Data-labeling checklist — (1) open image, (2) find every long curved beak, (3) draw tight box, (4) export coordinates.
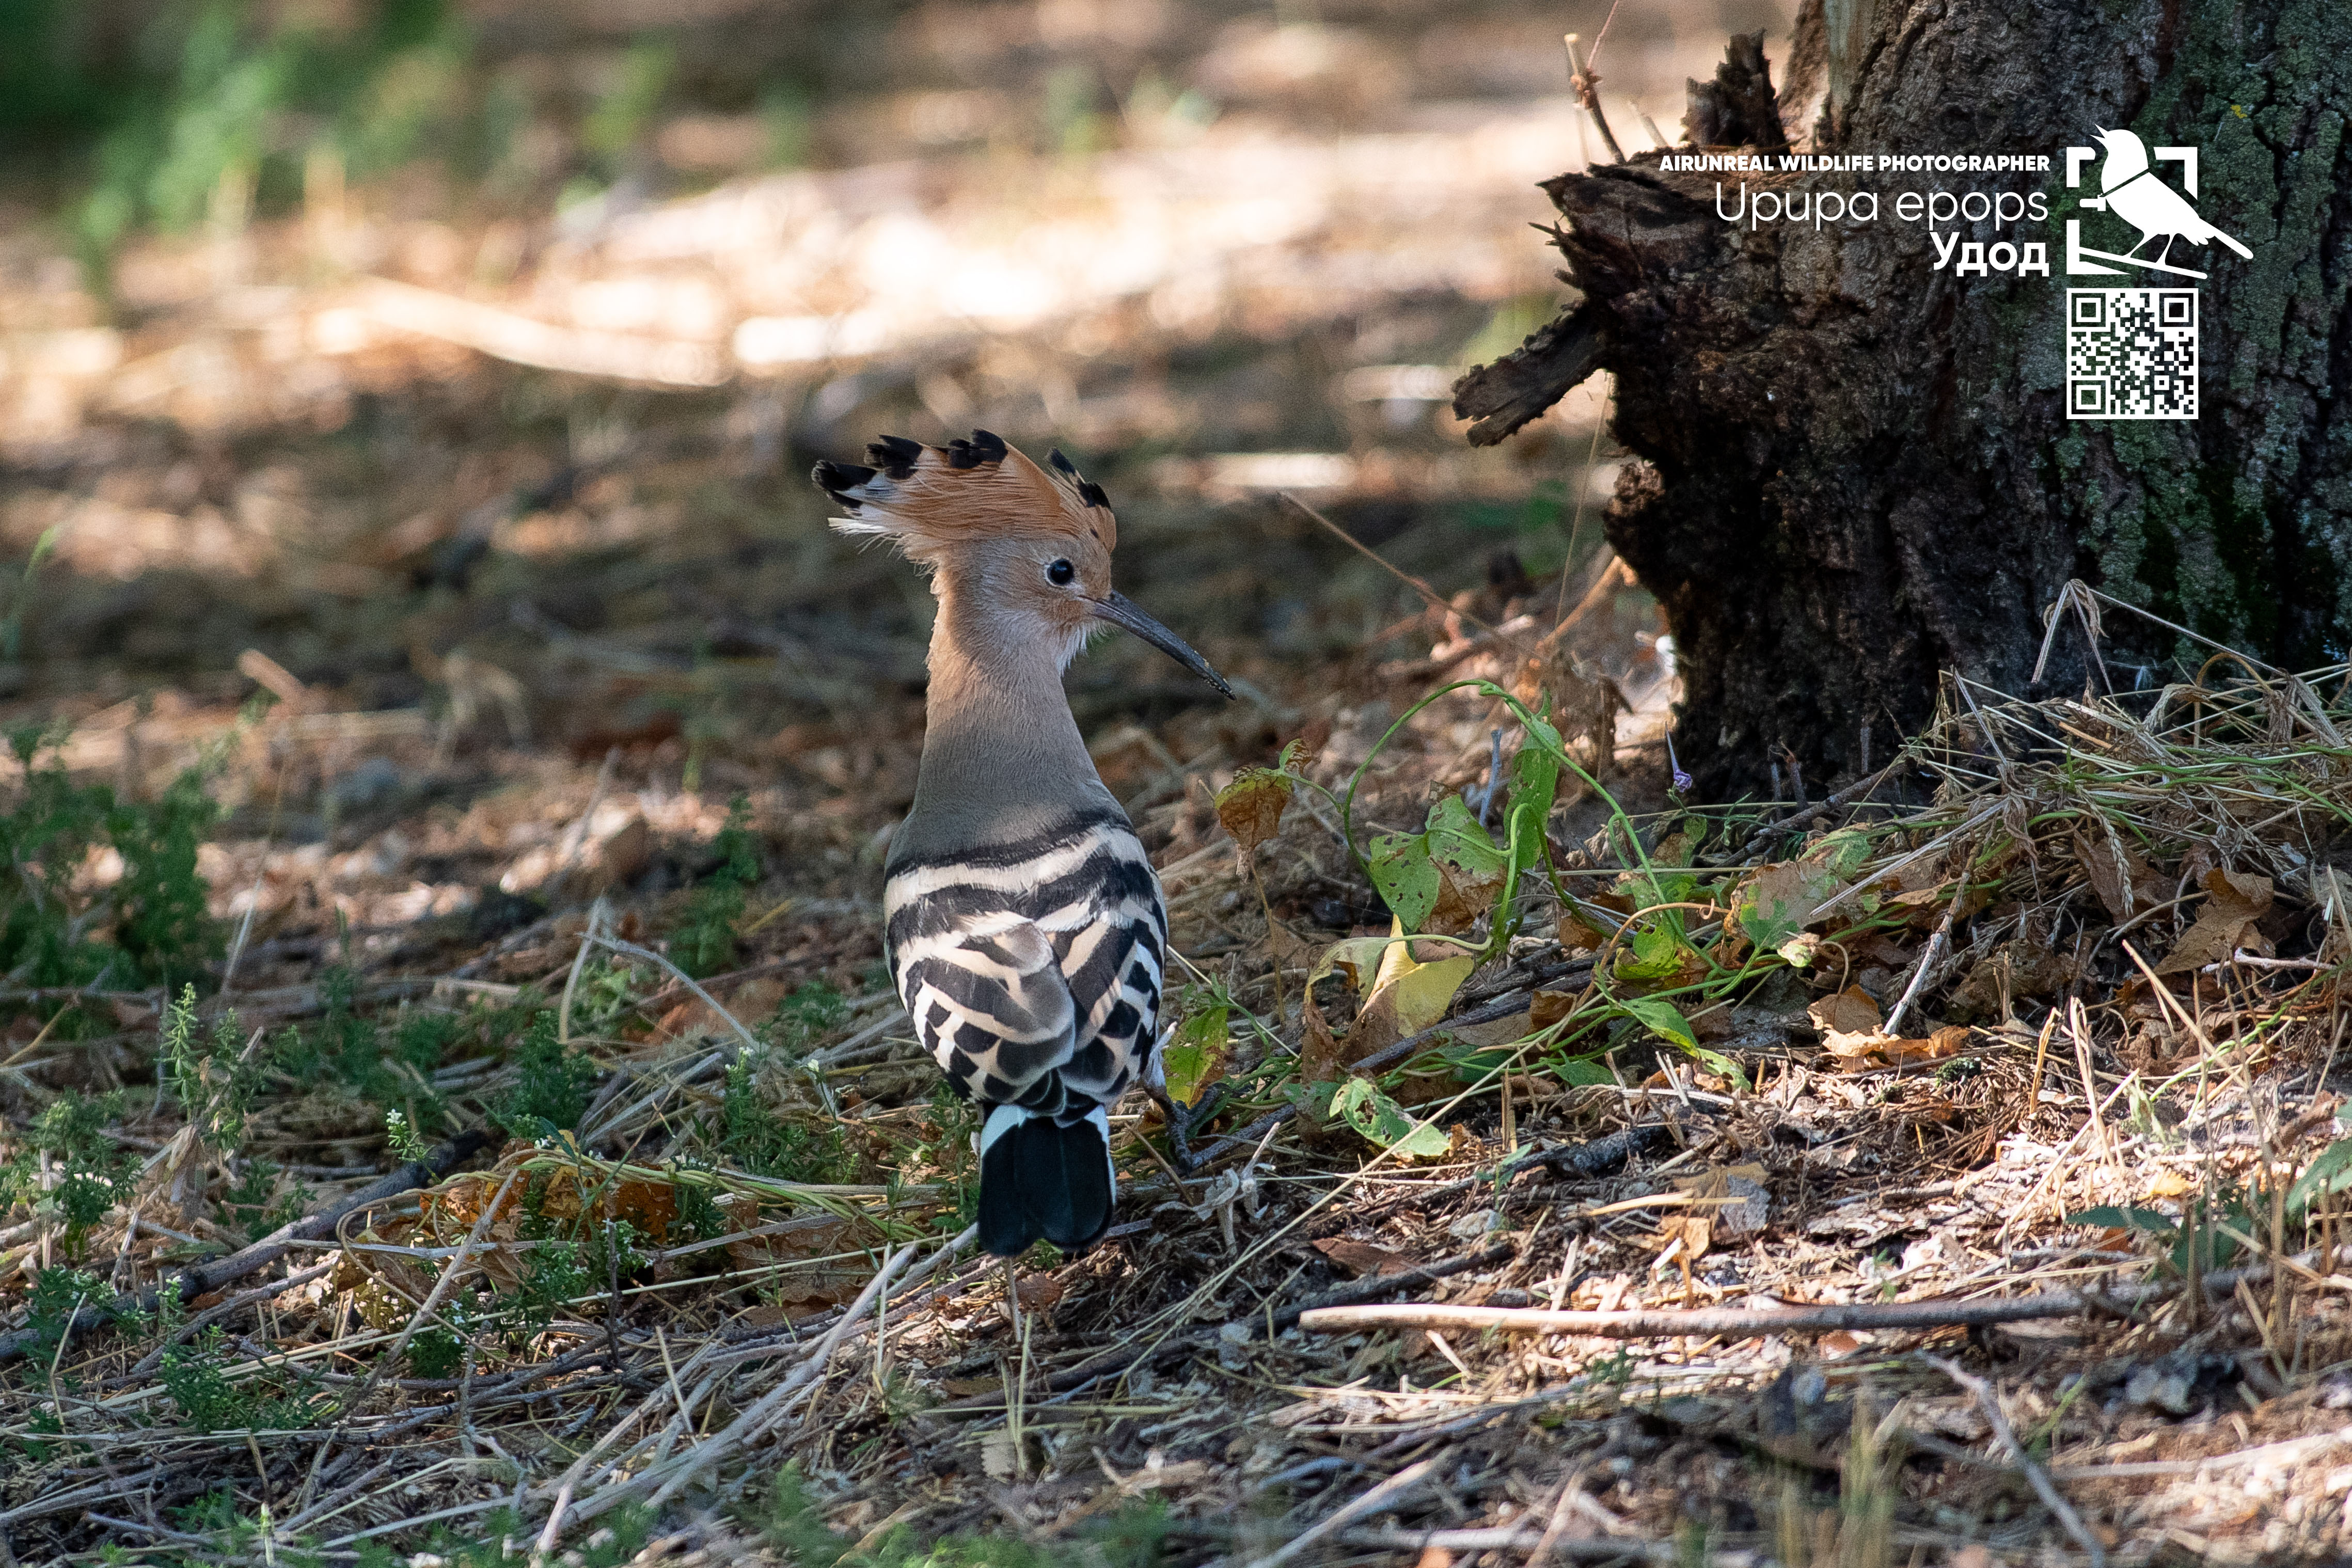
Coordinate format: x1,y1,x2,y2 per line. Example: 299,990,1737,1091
1092,592,1234,699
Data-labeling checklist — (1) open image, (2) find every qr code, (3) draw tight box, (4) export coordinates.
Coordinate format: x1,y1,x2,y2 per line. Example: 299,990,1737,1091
2067,289,2197,420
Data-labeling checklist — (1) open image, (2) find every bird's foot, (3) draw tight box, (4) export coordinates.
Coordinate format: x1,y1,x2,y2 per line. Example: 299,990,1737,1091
1145,1085,1199,1175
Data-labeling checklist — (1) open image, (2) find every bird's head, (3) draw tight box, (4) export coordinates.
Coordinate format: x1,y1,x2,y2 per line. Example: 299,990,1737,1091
815,430,1232,698
2092,127,2149,181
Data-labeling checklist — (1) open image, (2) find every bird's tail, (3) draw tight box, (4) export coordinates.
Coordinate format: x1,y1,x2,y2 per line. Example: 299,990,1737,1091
978,1104,1114,1256
2208,224,2252,260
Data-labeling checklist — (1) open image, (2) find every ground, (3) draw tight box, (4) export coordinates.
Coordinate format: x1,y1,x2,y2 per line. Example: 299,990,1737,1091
0,3,2348,1566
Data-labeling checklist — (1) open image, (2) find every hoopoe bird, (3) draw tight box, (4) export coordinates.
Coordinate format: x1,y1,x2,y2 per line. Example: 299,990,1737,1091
813,430,1231,1256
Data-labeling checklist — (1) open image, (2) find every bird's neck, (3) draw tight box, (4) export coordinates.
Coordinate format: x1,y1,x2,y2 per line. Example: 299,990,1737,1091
901,570,1111,850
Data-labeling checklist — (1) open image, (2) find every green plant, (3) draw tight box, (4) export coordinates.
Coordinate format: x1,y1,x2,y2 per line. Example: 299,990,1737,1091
0,726,222,1008
406,1325,465,1379
914,1083,982,1230
494,1010,598,1138
2067,1189,2265,1278
512,1237,590,1335
384,1108,432,1161
21,1265,104,1363
762,1462,1166,1568
568,957,646,1039
718,1054,851,1182
279,969,434,1107
162,987,265,1150
0,523,61,663
57,1,476,282
580,41,672,161
3,1093,132,1248
765,979,848,1051
674,797,760,977
668,1159,730,1240
219,1158,307,1243
158,1324,324,1432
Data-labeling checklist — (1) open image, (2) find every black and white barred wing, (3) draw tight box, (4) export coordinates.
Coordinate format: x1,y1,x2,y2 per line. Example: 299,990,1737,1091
886,815,1167,1112
892,911,1076,1108
1049,847,1166,1107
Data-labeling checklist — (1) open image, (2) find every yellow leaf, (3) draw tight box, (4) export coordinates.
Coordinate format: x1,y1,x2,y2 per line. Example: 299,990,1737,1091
1350,918,1474,1057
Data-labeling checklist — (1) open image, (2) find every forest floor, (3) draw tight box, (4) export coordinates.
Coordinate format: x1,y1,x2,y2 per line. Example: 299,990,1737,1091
3,3,2351,1566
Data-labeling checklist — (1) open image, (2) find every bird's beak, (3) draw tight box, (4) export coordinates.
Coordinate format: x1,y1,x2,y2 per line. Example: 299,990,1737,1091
1092,593,1234,699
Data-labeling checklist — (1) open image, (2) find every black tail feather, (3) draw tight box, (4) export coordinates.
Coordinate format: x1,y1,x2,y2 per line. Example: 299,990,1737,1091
978,1113,1113,1257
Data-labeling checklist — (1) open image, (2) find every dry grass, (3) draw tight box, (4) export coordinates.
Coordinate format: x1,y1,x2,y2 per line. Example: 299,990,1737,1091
0,574,2348,1568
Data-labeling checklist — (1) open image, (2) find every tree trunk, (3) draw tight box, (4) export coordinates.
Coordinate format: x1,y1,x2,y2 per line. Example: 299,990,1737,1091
1455,0,2352,796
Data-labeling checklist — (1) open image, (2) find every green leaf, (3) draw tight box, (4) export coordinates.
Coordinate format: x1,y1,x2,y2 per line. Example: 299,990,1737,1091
1817,828,1874,880
2287,1138,2352,1210
1556,1058,1615,1087
1682,1046,1750,1091
1425,795,1507,879
1161,1004,1229,1108
1329,1079,1451,1160
1367,832,1442,931
1520,710,1566,755
1615,925,1693,982
1658,873,1701,905
2062,1205,2179,1236
1505,743,1561,865
1738,905,1801,954
1619,994,1697,1052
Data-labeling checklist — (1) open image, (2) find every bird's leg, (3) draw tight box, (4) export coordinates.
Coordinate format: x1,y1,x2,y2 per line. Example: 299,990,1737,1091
2154,232,2176,268
1145,1083,1197,1173
1004,1254,1021,1333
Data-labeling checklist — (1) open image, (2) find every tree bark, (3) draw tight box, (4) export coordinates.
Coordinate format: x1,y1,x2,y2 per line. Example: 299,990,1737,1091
1456,0,2352,795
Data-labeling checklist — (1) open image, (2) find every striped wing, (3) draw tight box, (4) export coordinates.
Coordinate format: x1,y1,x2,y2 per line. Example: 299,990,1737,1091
886,814,1166,1115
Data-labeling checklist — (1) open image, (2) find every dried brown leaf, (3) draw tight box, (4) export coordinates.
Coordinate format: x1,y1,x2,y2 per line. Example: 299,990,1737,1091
1214,768,1292,856
2156,867,2274,973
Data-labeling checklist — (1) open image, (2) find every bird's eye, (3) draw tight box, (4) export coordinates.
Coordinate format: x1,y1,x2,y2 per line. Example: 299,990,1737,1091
1046,559,1076,587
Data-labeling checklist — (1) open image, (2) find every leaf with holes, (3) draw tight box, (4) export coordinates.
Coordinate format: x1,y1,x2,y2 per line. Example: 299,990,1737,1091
1615,924,1698,985
1162,1003,1230,1108
1367,832,1442,931
1328,1078,1453,1161
1423,795,1510,934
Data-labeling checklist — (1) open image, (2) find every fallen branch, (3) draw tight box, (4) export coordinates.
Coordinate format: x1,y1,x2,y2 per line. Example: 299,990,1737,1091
0,1129,493,1366
935,1241,1514,1413
1297,1250,2326,1339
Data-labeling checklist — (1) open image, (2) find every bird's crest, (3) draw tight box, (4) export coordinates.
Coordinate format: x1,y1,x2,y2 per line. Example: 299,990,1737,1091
813,430,1116,561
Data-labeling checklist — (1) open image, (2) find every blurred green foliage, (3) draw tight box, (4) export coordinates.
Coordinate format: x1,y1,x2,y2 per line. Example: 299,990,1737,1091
0,724,220,1010
0,1,485,282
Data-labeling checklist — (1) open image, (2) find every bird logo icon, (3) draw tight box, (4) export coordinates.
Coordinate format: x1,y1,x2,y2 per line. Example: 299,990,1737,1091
2069,128,2250,279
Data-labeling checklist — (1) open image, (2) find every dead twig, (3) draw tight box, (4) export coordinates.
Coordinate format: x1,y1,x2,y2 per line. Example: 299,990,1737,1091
1297,1248,2331,1339
1243,1459,1435,1568
1278,493,1498,637
1923,1354,2107,1568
